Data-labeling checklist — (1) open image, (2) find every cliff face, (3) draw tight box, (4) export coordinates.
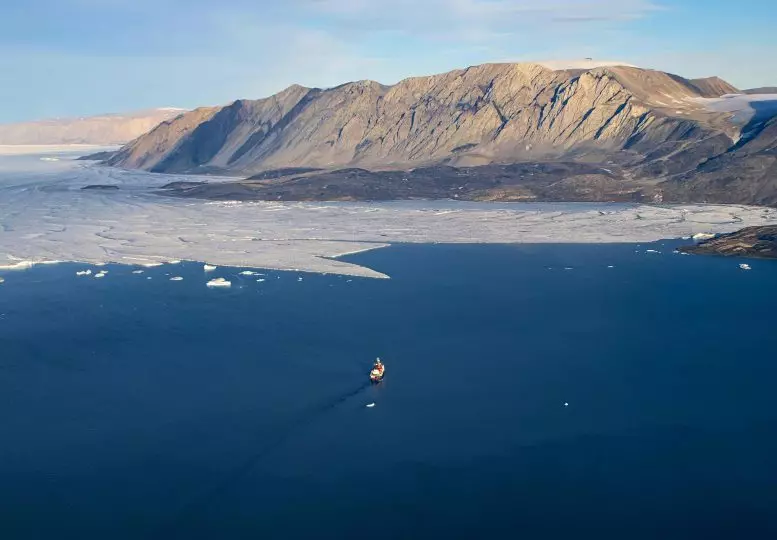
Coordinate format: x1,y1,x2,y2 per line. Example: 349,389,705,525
108,63,735,175
0,108,184,146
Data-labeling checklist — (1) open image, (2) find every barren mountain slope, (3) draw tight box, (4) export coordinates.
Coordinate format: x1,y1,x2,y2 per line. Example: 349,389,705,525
109,63,734,175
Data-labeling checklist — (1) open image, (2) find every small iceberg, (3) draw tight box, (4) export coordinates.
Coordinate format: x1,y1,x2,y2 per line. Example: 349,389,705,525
256,278,266,282
76,269,92,276
142,262,163,268
366,403,376,408
240,270,260,276
206,277,231,288
0,277,4,284
170,276,184,281
298,276,303,281
168,260,181,265
646,249,660,254
739,263,752,271
94,271,107,279
132,270,144,274
204,264,217,272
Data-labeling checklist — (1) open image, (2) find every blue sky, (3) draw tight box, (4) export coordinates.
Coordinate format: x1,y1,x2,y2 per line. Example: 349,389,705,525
1,0,775,122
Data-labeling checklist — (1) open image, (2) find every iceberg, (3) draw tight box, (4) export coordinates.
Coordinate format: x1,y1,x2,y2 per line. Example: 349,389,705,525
76,269,92,276
739,263,752,271
204,264,217,272
132,270,144,274
206,277,231,288
170,276,184,281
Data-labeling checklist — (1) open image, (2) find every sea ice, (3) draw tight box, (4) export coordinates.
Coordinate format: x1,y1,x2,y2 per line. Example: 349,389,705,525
204,264,217,272
739,264,752,271
132,270,144,274
1,157,776,279
76,269,92,276
170,276,184,281
206,277,231,288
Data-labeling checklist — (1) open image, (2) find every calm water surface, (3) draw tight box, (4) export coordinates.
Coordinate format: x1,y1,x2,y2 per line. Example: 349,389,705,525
1,242,776,539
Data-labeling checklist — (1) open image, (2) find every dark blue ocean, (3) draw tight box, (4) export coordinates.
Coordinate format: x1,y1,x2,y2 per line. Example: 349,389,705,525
2,242,777,539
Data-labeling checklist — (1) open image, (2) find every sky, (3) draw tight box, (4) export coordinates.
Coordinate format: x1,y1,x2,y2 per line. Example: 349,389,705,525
1,0,775,123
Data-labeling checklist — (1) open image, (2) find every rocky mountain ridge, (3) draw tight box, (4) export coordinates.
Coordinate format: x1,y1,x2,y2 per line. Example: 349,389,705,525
105,62,777,206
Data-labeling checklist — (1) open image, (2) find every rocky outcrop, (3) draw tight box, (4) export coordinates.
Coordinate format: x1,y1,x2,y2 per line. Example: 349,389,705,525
679,226,777,258
108,63,736,176
0,108,184,146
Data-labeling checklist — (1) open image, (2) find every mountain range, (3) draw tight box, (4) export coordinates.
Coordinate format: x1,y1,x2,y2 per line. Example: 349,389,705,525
98,63,777,206
0,108,184,146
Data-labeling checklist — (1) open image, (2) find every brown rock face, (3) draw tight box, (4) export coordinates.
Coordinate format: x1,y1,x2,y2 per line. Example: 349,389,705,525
680,226,777,258
108,63,734,175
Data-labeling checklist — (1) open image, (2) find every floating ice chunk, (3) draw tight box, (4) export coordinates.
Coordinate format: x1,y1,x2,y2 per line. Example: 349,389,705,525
564,402,569,407
76,269,92,276
168,260,181,264
240,270,260,276
646,249,660,254
206,277,231,288
142,262,163,268
366,403,376,408
564,267,574,271
204,264,217,272
94,271,107,279
256,278,266,282
739,263,752,271
94,262,106,267
132,270,144,274
0,277,4,284
170,276,184,281
692,233,716,241
298,276,303,281
607,265,615,268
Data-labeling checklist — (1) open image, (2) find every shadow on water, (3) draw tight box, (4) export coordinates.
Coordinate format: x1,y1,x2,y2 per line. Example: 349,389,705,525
155,380,372,537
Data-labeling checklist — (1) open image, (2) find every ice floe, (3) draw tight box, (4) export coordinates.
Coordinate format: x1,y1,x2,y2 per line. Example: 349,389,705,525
170,276,184,281
206,277,231,288
204,264,218,272
94,271,107,278
132,270,144,274
739,263,752,271
76,269,92,276
239,270,260,276
1,156,776,279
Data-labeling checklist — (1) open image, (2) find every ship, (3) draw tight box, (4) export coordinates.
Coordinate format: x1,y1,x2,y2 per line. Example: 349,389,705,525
370,358,385,383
